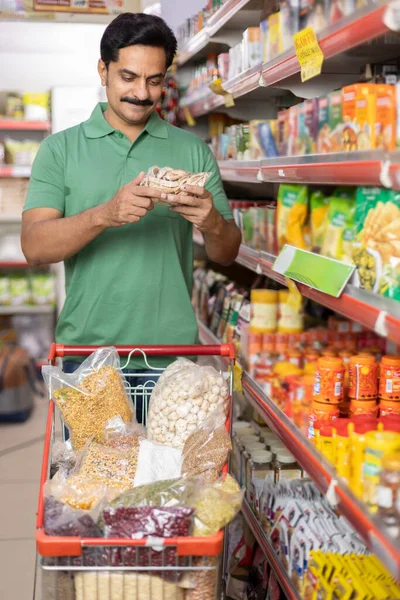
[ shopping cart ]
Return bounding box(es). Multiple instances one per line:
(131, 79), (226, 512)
(35, 343), (235, 600)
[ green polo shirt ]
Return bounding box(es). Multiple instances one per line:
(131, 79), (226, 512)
(24, 103), (232, 367)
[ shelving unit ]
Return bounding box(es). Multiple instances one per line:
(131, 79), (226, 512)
(0, 305), (55, 315)
(197, 319), (400, 581)
(0, 119), (50, 131)
(194, 238), (400, 342)
(218, 151), (400, 188)
(0, 166), (31, 178)
(242, 499), (301, 600)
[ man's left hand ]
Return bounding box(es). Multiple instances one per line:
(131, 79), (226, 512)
(162, 185), (222, 233)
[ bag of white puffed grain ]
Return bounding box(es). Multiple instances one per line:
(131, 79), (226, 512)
(42, 347), (134, 451)
(75, 572), (184, 600)
(147, 358), (229, 449)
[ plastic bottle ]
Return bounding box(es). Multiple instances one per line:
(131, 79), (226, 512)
(319, 424), (335, 464)
(349, 355), (378, 400)
(363, 431), (400, 510)
(334, 419), (351, 483)
(313, 357), (345, 404)
(379, 355), (400, 401)
(377, 452), (400, 539)
(349, 420), (377, 498)
(250, 289), (278, 333)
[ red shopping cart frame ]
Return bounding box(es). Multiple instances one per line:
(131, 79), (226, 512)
(36, 343), (235, 558)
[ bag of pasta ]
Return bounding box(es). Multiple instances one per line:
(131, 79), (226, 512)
(141, 166), (211, 205)
(42, 347), (134, 451)
(181, 410), (232, 484)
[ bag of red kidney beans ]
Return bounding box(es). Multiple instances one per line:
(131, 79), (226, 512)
(102, 505), (194, 580)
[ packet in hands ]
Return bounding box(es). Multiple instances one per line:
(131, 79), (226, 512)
(140, 166), (211, 205)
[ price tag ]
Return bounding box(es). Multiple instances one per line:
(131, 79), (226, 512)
(293, 27), (324, 82)
(273, 245), (355, 298)
(183, 105), (196, 127)
(209, 78), (235, 108)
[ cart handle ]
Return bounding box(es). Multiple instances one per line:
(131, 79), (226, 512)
(48, 343), (235, 361)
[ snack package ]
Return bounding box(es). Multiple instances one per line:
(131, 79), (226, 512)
(190, 474), (243, 536)
(321, 191), (356, 262)
(310, 191), (330, 253)
(277, 184), (309, 250)
(9, 275), (31, 305)
(353, 190), (400, 299)
(134, 438), (183, 486)
(42, 347), (134, 451)
(141, 166), (210, 205)
(181, 410), (232, 483)
(74, 439), (140, 491)
(44, 495), (102, 538)
(147, 358), (229, 449)
(375, 84), (396, 150)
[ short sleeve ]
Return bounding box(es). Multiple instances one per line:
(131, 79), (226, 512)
(23, 137), (65, 214)
(203, 146), (233, 220)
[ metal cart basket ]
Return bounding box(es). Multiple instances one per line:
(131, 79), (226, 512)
(35, 343), (235, 600)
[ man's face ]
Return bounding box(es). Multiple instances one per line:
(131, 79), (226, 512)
(98, 45), (166, 125)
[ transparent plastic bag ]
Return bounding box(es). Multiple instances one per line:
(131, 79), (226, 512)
(134, 438), (183, 487)
(106, 477), (197, 510)
(103, 415), (145, 448)
(189, 474), (243, 537)
(147, 358), (229, 449)
(42, 347), (134, 451)
(75, 572), (184, 600)
(73, 438), (140, 491)
(44, 469), (119, 511)
(140, 166), (211, 205)
(50, 440), (77, 478)
(44, 495), (102, 538)
(181, 410), (232, 483)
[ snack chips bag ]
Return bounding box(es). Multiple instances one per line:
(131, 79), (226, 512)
(277, 184), (309, 250)
(321, 189), (356, 263)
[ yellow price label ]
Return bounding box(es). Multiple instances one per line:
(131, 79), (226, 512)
(293, 27), (324, 82)
(182, 105), (196, 127)
(209, 78), (235, 108)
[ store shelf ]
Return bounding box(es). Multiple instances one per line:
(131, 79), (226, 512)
(0, 215), (22, 223)
(0, 305), (55, 315)
(180, 3), (395, 117)
(219, 151), (400, 188)
(0, 165), (31, 178)
(0, 261), (29, 268)
(0, 119), (50, 131)
(176, 0), (254, 66)
(261, 3), (391, 88)
(242, 499), (300, 600)
(193, 239), (400, 343)
(197, 319), (400, 580)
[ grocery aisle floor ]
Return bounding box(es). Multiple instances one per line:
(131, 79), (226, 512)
(0, 393), (49, 600)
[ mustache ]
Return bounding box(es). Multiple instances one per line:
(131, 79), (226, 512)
(120, 97), (153, 107)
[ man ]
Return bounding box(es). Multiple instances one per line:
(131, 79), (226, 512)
(21, 13), (241, 387)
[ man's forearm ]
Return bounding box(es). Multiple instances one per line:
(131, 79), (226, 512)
(22, 205), (107, 266)
(203, 216), (241, 266)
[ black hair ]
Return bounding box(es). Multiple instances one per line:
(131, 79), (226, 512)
(100, 12), (177, 70)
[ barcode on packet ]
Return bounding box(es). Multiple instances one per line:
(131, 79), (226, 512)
(335, 382), (342, 397)
(386, 379), (393, 393)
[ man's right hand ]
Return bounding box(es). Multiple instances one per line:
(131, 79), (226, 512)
(100, 172), (161, 228)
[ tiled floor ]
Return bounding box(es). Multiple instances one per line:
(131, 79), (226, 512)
(0, 394), (49, 600)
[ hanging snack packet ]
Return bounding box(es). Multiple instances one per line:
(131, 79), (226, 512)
(310, 191), (330, 253)
(277, 184), (309, 250)
(42, 347), (134, 451)
(321, 192), (356, 263)
(141, 166), (210, 205)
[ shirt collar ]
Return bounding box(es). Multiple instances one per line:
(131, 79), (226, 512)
(83, 102), (168, 140)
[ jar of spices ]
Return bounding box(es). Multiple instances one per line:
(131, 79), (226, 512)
(313, 357), (345, 404)
(349, 355), (378, 400)
(349, 398), (378, 418)
(380, 400), (400, 417)
(274, 451), (302, 481)
(308, 400), (340, 440)
(377, 452), (400, 539)
(246, 450), (274, 514)
(380, 356), (400, 401)
(250, 289), (278, 333)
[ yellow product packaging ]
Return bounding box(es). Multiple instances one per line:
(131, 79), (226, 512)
(266, 12), (283, 62)
(22, 92), (50, 121)
(277, 184), (309, 250)
(352, 189), (400, 300)
(321, 190), (356, 262)
(310, 191), (330, 253)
